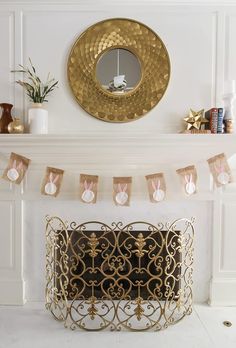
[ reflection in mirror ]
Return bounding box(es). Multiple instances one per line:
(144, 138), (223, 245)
(96, 48), (141, 94)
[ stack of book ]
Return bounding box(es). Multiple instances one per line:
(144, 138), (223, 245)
(205, 107), (224, 133)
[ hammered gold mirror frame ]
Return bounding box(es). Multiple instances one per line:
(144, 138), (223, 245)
(67, 18), (171, 123)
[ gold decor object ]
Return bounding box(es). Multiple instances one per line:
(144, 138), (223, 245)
(45, 217), (194, 331)
(184, 109), (208, 130)
(67, 18), (171, 123)
(7, 118), (24, 134)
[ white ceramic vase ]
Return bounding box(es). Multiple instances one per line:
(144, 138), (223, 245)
(28, 103), (48, 134)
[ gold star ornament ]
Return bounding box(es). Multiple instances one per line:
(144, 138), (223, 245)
(184, 109), (208, 130)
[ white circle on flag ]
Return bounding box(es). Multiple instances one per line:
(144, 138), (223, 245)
(217, 172), (230, 185)
(153, 189), (165, 202)
(115, 191), (128, 205)
(45, 182), (57, 195)
(82, 189), (95, 203)
(7, 168), (19, 182)
(185, 182), (196, 195)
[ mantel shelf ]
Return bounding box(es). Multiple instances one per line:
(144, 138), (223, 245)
(0, 133), (236, 148)
(1, 133), (236, 166)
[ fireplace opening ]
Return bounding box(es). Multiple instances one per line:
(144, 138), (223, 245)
(55, 229), (181, 301)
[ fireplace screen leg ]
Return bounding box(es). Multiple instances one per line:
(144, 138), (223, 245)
(45, 217), (194, 331)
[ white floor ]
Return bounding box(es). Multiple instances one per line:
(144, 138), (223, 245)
(0, 303), (236, 348)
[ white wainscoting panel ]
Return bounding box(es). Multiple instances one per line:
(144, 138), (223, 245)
(0, 198), (25, 305)
(225, 13), (236, 82)
(0, 201), (13, 269)
(221, 202), (236, 271)
(0, 12), (14, 104)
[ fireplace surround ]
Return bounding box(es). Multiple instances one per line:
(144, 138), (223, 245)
(0, 134), (236, 307)
(45, 216), (194, 331)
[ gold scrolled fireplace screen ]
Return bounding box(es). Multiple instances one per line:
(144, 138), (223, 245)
(45, 217), (194, 331)
(67, 18), (171, 122)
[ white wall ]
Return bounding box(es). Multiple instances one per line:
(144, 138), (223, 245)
(1, 0), (235, 133)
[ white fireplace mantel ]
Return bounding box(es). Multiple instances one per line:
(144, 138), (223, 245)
(1, 133), (236, 167)
(1, 133), (236, 305)
(1, 132), (236, 147)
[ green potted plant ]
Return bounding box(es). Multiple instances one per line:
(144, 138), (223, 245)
(12, 58), (58, 134)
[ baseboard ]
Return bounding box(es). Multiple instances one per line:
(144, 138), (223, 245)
(209, 278), (236, 306)
(0, 279), (26, 305)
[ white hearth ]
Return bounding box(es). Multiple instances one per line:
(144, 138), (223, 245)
(1, 133), (236, 306)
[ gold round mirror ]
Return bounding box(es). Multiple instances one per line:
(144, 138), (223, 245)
(96, 48), (142, 95)
(67, 18), (170, 123)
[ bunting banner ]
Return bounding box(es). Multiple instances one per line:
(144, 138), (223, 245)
(2, 152), (30, 184)
(41, 166), (64, 197)
(145, 173), (166, 203)
(80, 174), (99, 204)
(0, 152), (234, 203)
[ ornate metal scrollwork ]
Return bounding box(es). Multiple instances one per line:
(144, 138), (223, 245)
(45, 217), (194, 331)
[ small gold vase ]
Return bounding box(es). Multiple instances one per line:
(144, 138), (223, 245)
(8, 118), (24, 134)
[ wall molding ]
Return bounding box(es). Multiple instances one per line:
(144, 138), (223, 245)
(0, 279), (26, 305)
(3, 1), (236, 6)
(210, 278), (236, 306)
